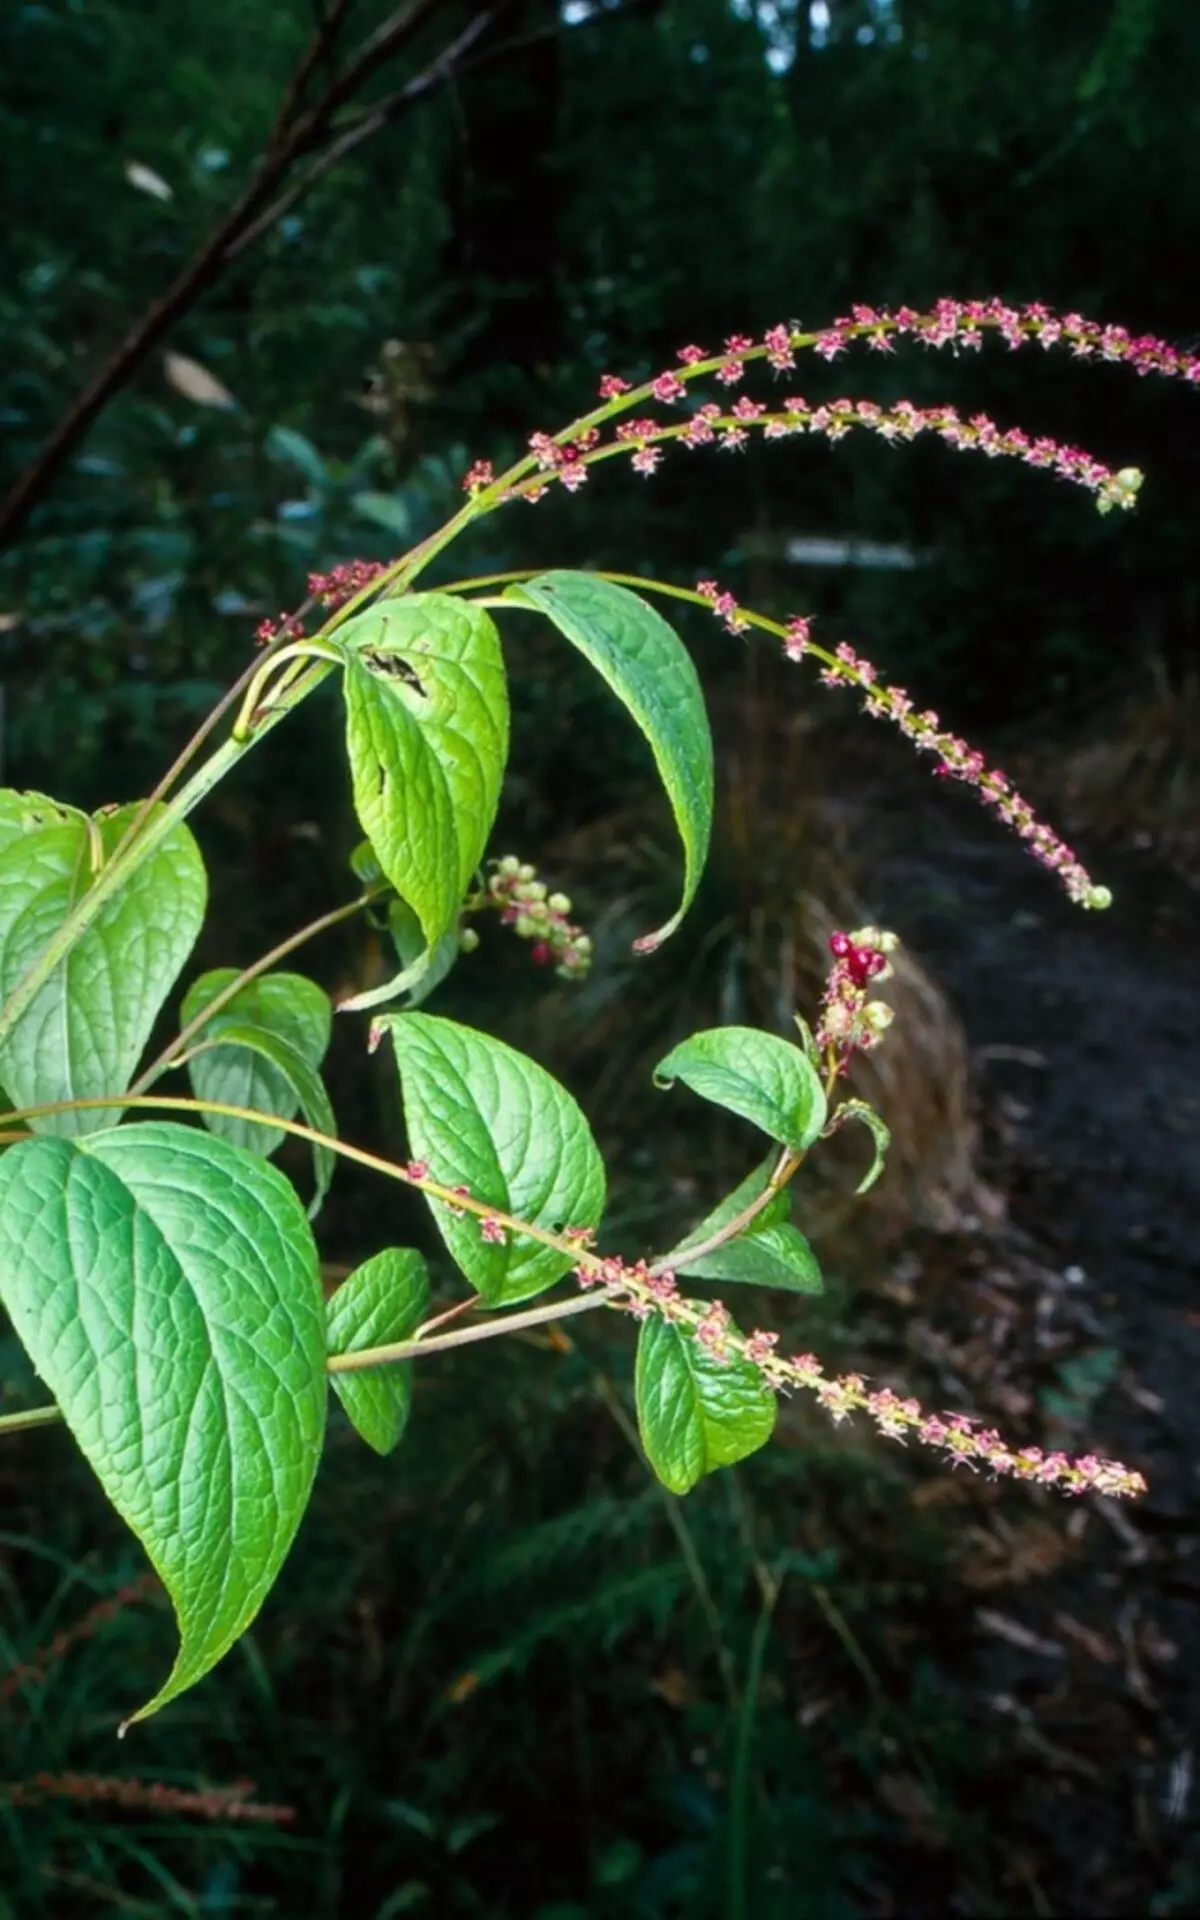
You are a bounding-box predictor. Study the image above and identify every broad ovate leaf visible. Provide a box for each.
[0,1122,326,1724]
[635,1315,776,1495]
[327,1248,430,1455]
[654,1027,826,1154]
[186,1023,336,1219]
[180,968,331,1157]
[669,1158,823,1295]
[378,1012,604,1307]
[0,803,206,1135]
[506,573,712,951]
[336,595,508,995]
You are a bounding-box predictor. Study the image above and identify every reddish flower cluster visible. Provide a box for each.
[818,640,1112,908]
[485,855,594,979]
[518,392,1140,513]
[696,578,750,633]
[693,579,1111,910]
[253,610,306,647]
[307,560,387,609]
[0,1573,159,1706]
[389,1157,1144,1502]
[816,927,898,1068]
[462,458,495,493]
[5,1771,293,1824]
[567,1251,1146,1499]
[795,297,1200,385]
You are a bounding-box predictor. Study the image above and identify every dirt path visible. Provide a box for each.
[865,767,1200,1912]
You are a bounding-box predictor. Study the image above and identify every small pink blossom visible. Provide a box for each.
[461,459,494,494]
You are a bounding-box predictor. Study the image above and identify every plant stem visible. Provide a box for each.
[596,1373,740,1710]
[0,1405,67,1436]
[0,655,332,1054]
[649,1146,799,1276]
[129,887,382,1095]
[1,1288,615,1436]
[328,1289,613,1372]
[728,1570,782,1920]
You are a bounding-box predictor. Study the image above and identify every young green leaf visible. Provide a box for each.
[377,1012,605,1307]
[385,898,462,1009]
[0,803,206,1135]
[336,595,508,993]
[0,789,85,852]
[505,574,713,952]
[669,1158,823,1295]
[654,1027,827,1153]
[180,969,332,1158]
[0,1123,326,1725]
[326,1248,430,1455]
[635,1315,776,1495]
[830,1097,891,1193]
[186,1023,336,1218]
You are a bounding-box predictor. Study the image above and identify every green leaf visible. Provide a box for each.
[635,1315,776,1495]
[0,803,207,1136]
[0,789,84,853]
[831,1097,891,1193]
[180,968,331,1157]
[187,1023,336,1219]
[386,899,462,1009]
[378,1012,605,1307]
[505,574,712,952]
[326,1248,429,1455]
[670,1158,823,1295]
[336,595,508,994]
[654,1027,827,1153]
[0,1122,325,1723]
[352,490,413,541]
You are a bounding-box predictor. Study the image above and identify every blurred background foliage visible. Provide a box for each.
[2,0,1199,1912]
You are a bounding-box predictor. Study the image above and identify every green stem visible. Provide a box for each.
[107,634,293,862]
[596,1374,740,1710]
[0,652,333,1055]
[650,1145,798,1276]
[128,886,383,1095]
[328,1289,611,1373]
[728,1571,782,1920]
[0,1405,66,1436]
[0,1291,615,1438]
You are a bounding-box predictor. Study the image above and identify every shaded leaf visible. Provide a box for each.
[186,1023,336,1219]
[180,968,331,1157]
[327,1248,430,1454]
[670,1158,822,1294]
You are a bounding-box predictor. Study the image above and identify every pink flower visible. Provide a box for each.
[462,459,494,494]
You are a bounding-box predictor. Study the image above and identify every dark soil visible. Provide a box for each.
[862,761,1200,1916]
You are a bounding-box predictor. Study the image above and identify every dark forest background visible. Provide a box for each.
[1,2,1199,1914]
